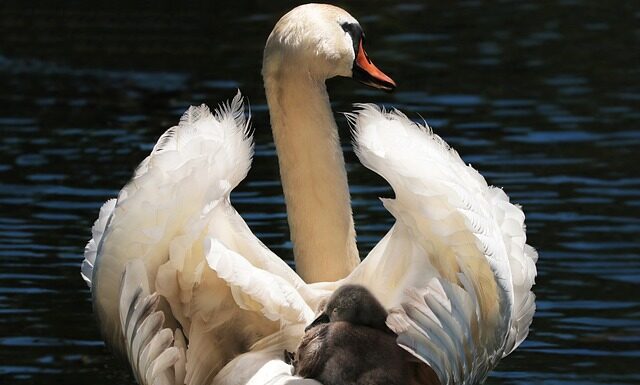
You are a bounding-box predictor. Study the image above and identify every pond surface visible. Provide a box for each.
[1,1,639,384]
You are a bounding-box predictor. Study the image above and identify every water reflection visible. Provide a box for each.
[1,1,639,384]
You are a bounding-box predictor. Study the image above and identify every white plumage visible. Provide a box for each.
[81,4,536,385]
[347,105,536,385]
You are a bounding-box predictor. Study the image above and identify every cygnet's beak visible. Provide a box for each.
[352,38,396,92]
[305,312,330,332]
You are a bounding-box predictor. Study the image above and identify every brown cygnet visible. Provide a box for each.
[292,284,409,385]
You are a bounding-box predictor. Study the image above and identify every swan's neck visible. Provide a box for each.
[264,70,359,283]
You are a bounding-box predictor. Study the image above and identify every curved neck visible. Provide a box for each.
[264,69,359,283]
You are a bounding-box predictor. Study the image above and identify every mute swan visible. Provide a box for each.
[293,285,415,385]
[81,3,537,385]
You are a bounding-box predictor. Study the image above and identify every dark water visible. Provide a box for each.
[1,1,639,384]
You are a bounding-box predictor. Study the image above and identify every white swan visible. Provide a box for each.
[81,4,537,385]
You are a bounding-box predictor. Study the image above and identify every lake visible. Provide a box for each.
[1,1,639,384]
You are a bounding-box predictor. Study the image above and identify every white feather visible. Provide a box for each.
[204,239,315,325]
[81,198,116,287]
[118,260,186,385]
[347,104,536,384]
[86,91,324,385]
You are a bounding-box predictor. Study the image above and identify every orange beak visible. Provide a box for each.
[353,39,396,92]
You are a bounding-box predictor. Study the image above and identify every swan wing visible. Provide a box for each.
[118,259,187,385]
[204,237,315,326]
[203,236,327,385]
[347,105,537,385]
[82,92,308,385]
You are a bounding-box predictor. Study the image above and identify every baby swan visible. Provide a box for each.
[292,284,409,385]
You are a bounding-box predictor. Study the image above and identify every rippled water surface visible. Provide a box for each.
[1,1,639,384]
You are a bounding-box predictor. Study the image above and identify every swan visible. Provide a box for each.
[293,284,415,385]
[80,4,537,385]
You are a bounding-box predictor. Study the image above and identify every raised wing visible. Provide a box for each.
[81,93,311,385]
[347,105,537,385]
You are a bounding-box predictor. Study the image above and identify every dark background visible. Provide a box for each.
[1,1,639,384]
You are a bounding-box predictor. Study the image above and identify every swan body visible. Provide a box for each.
[81,4,536,385]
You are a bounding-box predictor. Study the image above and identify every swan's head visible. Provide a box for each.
[306,284,391,332]
[263,4,396,91]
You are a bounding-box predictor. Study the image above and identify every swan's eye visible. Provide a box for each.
[340,22,363,56]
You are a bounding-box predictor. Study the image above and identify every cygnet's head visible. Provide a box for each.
[263,4,395,91]
[306,284,390,332]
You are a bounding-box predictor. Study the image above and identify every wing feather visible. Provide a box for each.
[81,198,116,287]
[85,92,310,384]
[119,260,185,385]
[349,104,537,384]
